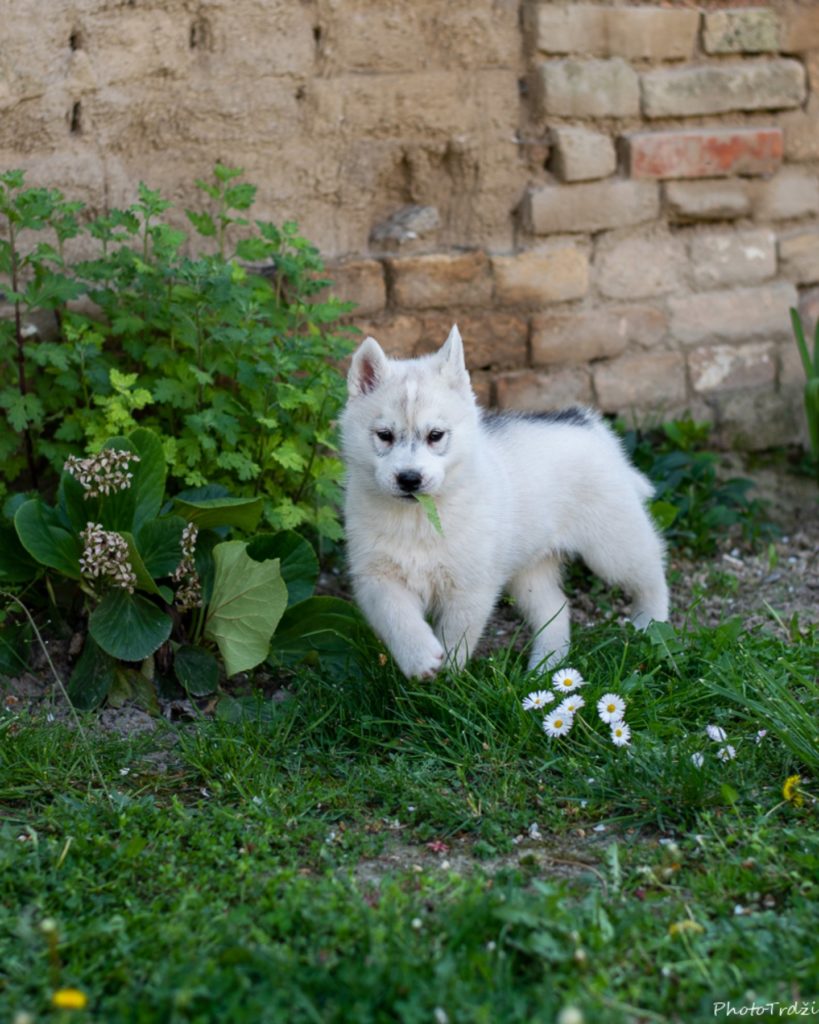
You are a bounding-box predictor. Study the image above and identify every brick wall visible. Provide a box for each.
[3,1,818,447]
[346,2,819,448]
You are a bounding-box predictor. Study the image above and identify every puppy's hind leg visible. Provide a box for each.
[508,556,570,672]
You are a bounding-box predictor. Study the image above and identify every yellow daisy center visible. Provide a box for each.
[554,718,564,728]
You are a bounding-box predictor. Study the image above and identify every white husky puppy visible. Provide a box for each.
[340,325,669,679]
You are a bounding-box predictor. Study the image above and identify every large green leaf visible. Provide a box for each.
[99,428,166,533]
[120,532,163,596]
[269,596,372,672]
[174,644,220,697]
[88,589,172,661]
[0,521,39,582]
[135,516,185,578]
[67,636,117,710]
[14,499,82,578]
[204,541,287,677]
[174,496,264,532]
[246,530,318,606]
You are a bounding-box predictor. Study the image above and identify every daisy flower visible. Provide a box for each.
[522,690,554,711]
[556,694,585,717]
[706,724,727,742]
[543,710,574,738]
[551,667,585,693]
[610,721,631,747]
[691,752,704,769]
[597,693,626,724]
[717,745,736,762]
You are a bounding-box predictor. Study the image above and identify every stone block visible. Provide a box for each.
[752,168,819,221]
[530,5,698,61]
[703,9,781,54]
[690,229,777,290]
[595,234,687,300]
[669,283,798,347]
[352,315,423,359]
[418,312,528,369]
[664,180,752,223]
[551,126,616,183]
[370,206,440,253]
[593,352,687,412]
[525,180,659,235]
[641,60,806,119]
[323,259,386,315]
[713,389,804,450]
[689,342,776,394]
[530,305,667,365]
[779,230,819,284]
[781,6,819,53]
[627,127,783,180]
[495,367,593,411]
[780,339,809,388]
[536,58,639,118]
[491,245,589,306]
[781,97,819,162]
[388,251,492,309]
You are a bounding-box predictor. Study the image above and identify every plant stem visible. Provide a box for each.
[9,222,38,489]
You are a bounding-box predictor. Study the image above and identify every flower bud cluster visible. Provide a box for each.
[79,522,137,592]
[65,449,140,498]
[172,522,202,609]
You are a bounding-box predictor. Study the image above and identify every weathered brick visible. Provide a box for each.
[525,180,659,235]
[352,315,422,359]
[781,97,819,162]
[780,339,810,388]
[530,305,667,365]
[714,389,804,449]
[495,367,593,412]
[536,59,639,118]
[418,312,528,369]
[628,127,783,180]
[551,126,616,183]
[641,60,806,119]
[323,258,386,315]
[779,230,819,284]
[491,245,589,306]
[781,6,819,53]
[530,5,698,61]
[664,180,752,223]
[753,167,819,221]
[689,342,776,394]
[596,234,687,300]
[703,9,781,54]
[669,283,798,347]
[388,251,492,309]
[593,352,687,412]
[690,229,776,290]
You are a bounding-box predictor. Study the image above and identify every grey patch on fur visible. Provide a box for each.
[481,408,593,431]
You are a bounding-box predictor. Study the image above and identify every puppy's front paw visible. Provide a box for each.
[396,635,445,680]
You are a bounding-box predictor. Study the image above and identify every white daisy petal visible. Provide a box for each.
[717,745,736,762]
[597,693,626,724]
[556,695,585,717]
[610,721,631,747]
[706,724,727,743]
[543,710,574,738]
[551,667,585,692]
[522,689,555,711]
[691,752,704,769]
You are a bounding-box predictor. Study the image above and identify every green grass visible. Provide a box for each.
[1,617,818,1023]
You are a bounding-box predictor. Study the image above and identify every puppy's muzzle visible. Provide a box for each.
[396,470,423,494]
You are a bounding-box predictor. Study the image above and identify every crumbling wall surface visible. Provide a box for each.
[2,0,818,446]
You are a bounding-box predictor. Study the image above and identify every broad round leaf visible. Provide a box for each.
[246,530,318,606]
[14,499,82,578]
[0,521,39,582]
[174,644,220,697]
[174,496,264,532]
[67,636,116,710]
[204,541,287,677]
[89,589,172,662]
[136,516,185,578]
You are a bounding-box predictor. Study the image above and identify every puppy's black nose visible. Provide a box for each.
[396,470,422,493]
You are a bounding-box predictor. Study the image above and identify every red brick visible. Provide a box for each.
[628,128,783,181]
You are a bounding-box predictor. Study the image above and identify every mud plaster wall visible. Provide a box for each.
[2,0,819,447]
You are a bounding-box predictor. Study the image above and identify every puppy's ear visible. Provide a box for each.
[439,324,469,386]
[348,336,390,396]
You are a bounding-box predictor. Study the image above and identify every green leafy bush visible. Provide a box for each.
[0,166,354,540]
[0,428,365,708]
[620,417,777,556]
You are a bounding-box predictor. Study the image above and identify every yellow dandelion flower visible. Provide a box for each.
[783,774,804,808]
[51,988,88,1011]
[669,919,704,937]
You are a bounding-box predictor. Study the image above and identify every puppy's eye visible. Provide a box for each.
[427,429,445,444]
[375,428,394,444]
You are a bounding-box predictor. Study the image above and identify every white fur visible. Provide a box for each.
[340,325,669,679]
